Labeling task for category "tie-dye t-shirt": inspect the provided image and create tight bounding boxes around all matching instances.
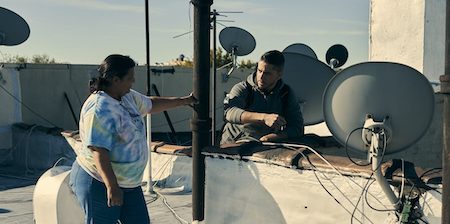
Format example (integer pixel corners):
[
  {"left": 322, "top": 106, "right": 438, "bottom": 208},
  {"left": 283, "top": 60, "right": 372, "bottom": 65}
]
[{"left": 76, "top": 89, "right": 152, "bottom": 188}]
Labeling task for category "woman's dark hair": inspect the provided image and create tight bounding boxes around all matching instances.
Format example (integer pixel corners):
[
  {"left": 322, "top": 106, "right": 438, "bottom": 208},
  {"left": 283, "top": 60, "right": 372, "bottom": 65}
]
[
  {"left": 90, "top": 54, "right": 136, "bottom": 93},
  {"left": 260, "top": 50, "right": 285, "bottom": 70}
]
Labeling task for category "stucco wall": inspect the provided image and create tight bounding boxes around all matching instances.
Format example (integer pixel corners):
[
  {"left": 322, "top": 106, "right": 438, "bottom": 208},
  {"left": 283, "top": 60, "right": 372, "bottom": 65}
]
[
  {"left": 369, "top": 0, "right": 446, "bottom": 82},
  {"left": 369, "top": 0, "right": 425, "bottom": 72}
]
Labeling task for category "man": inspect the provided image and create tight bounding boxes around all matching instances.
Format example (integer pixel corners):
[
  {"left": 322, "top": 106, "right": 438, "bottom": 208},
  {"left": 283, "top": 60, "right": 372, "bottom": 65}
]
[{"left": 220, "top": 50, "right": 304, "bottom": 145}]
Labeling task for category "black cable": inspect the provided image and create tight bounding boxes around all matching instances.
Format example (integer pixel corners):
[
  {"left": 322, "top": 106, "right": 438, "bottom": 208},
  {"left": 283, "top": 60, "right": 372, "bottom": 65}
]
[
  {"left": 418, "top": 167, "right": 442, "bottom": 180},
  {"left": 345, "top": 127, "right": 371, "bottom": 166},
  {"left": 364, "top": 178, "right": 396, "bottom": 212},
  {"left": 351, "top": 172, "right": 374, "bottom": 224},
  {"left": 293, "top": 146, "right": 369, "bottom": 224},
  {"left": 0, "top": 83, "right": 58, "bottom": 127}
]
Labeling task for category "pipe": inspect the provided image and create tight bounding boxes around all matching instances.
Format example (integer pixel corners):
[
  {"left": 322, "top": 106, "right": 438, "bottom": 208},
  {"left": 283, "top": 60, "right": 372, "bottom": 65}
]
[
  {"left": 144, "top": 0, "right": 154, "bottom": 194},
  {"left": 442, "top": 1, "right": 450, "bottom": 224},
  {"left": 191, "top": 0, "right": 212, "bottom": 221},
  {"left": 212, "top": 9, "right": 217, "bottom": 146}
]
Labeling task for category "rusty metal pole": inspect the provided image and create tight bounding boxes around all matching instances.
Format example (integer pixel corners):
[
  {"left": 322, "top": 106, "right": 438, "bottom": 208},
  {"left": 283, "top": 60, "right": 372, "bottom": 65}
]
[
  {"left": 442, "top": 1, "right": 450, "bottom": 224},
  {"left": 191, "top": 0, "right": 212, "bottom": 221}
]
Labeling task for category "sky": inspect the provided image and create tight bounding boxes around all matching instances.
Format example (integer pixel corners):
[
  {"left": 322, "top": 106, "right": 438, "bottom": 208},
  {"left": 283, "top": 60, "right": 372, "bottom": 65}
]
[{"left": 1, "top": 0, "right": 370, "bottom": 66}]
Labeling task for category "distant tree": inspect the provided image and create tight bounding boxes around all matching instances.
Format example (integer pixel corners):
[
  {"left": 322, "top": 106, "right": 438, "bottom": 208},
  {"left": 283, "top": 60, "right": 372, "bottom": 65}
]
[
  {"left": 169, "top": 48, "right": 255, "bottom": 69},
  {"left": 0, "top": 53, "right": 57, "bottom": 64},
  {"left": 31, "top": 54, "right": 56, "bottom": 64},
  {"left": 239, "top": 59, "right": 256, "bottom": 69},
  {"left": 211, "top": 47, "right": 233, "bottom": 68}
]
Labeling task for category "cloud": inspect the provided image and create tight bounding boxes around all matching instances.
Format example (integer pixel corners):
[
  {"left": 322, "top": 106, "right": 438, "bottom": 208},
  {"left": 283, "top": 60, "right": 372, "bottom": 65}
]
[{"left": 45, "top": 0, "right": 144, "bottom": 13}]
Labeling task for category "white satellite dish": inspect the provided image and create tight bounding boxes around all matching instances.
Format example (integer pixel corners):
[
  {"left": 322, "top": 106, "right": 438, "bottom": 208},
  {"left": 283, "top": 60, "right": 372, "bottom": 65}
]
[
  {"left": 283, "top": 43, "right": 317, "bottom": 59},
  {"left": 323, "top": 61, "right": 434, "bottom": 210},
  {"left": 282, "top": 52, "right": 335, "bottom": 125},
  {"left": 0, "top": 7, "right": 30, "bottom": 46}
]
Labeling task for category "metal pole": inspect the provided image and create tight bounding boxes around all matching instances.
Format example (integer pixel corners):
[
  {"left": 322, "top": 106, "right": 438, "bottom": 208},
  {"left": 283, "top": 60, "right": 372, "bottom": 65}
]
[
  {"left": 144, "top": 0, "right": 154, "bottom": 194},
  {"left": 191, "top": 0, "right": 212, "bottom": 221},
  {"left": 212, "top": 9, "right": 217, "bottom": 146},
  {"left": 441, "top": 1, "right": 450, "bottom": 223}
]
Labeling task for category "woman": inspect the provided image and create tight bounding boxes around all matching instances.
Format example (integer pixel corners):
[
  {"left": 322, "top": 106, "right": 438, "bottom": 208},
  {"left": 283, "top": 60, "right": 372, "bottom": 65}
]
[{"left": 70, "top": 54, "right": 196, "bottom": 224}]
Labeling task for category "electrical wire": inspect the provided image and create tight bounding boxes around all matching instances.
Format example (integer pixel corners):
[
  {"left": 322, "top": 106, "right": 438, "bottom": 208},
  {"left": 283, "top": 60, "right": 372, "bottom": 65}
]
[
  {"left": 0, "top": 83, "right": 58, "bottom": 127},
  {"left": 345, "top": 126, "right": 371, "bottom": 166},
  {"left": 262, "top": 142, "right": 389, "bottom": 208},
  {"left": 293, "top": 147, "right": 373, "bottom": 224},
  {"left": 155, "top": 191, "right": 189, "bottom": 224},
  {"left": 351, "top": 172, "right": 374, "bottom": 224}
]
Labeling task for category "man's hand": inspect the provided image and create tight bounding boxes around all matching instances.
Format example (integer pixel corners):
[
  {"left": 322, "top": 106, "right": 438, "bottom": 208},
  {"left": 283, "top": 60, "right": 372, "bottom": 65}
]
[
  {"left": 259, "top": 132, "right": 288, "bottom": 142},
  {"left": 263, "top": 114, "right": 286, "bottom": 130}
]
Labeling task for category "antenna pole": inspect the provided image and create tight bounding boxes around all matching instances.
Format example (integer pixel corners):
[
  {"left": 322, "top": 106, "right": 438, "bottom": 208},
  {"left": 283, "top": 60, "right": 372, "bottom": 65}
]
[
  {"left": 212, "top": 9, "right": 217, "bottom": 146},
  {"left": 144, "top": 0, "right": 154, "bottom": 194},
  {"left": 191, "top": 0, "right": 212, "bottom": 221},
  {"left": 441, "top": 0, "right": 450, "bottom": 223}
]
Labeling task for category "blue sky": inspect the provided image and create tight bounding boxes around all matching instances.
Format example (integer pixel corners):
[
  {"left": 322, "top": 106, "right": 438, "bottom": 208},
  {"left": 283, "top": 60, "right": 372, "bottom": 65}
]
[{"left": 1, "top": 0, "right": 370, "bottom": 66}]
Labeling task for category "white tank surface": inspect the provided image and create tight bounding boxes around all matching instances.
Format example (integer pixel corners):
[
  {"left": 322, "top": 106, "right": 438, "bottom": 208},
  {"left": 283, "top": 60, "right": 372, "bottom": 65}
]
[{"left": 33, "top": 166, "right": 83, "bottom": 224}]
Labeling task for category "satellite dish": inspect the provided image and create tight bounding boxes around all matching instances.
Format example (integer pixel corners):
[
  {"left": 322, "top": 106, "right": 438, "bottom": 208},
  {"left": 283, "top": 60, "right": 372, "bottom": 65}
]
[
  {"left": 282, "top": 52, "right": 335, "bottom": 125},
  {"left": 219, "top": 26, "right": 256, "bottom": 57},
  {"left": 323, "top": 62, "right": 434, "bottom": 155},
  {"left": 323, "top": 61, "right": 434, "bottom": 210},
  {"left": 0, "top": 7, "right": 30, "bottom": 46},
  {"left": 325, "top": 44, "right": 348, "bottom": 69},
  {"left": 283, "top": 43, "right": 317, "bottom": 59}
]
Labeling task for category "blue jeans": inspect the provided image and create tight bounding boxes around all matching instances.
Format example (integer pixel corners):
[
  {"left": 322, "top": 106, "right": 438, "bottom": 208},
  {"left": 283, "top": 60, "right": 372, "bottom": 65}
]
[{"left": 69, "top": 160, "right": 150, "bottom": 224}]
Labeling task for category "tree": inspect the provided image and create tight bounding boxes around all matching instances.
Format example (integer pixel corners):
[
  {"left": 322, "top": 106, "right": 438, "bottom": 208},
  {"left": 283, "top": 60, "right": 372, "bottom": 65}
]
[
  {"left": 239, "top": 59, "right": 256, "bottom": 69},
  {"left": 0, "top": 53, "right": 57, "bottom": 64}
]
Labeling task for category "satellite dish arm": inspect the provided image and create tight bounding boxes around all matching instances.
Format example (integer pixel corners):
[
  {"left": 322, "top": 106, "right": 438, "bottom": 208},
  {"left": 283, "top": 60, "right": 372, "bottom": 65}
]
[{"left": 370, "top": 132, "right": 401, "bottom": 210}]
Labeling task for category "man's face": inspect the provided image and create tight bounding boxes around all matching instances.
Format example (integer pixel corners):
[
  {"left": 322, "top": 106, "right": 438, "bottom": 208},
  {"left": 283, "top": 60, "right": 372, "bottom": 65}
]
[{"left": 256, "top": 60, "right": 282, "bottom": 92}]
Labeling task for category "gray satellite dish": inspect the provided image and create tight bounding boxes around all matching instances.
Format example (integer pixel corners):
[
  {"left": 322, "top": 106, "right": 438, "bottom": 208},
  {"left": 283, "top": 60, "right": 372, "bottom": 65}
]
[
  {"left": 283, "top": 43, "right": 317, "bottom": 59},
  {"left": 219, "top": 26, "right": 256, "bottom": 57},
  {"left": 0, "top": 7, "right": 30, "bottom": 46},
  {"left": 323, "top": 62, "right": 434, "bottom": 154},
  {"left": 323, "top": 61, "right": 434, "bottom": 210},
  {"left": 283, "top": 52, "right": 335, "bottom": 125}
]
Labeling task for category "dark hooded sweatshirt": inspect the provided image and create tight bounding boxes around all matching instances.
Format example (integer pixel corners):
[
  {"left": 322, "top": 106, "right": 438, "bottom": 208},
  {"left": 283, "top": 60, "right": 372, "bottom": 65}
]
[{"left": 220, "top": 74, "right": 304, "bottom": 144}]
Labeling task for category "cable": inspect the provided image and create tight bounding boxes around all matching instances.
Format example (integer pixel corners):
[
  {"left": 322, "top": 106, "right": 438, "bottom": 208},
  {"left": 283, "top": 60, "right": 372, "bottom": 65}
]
[
  {"left": 262, "top": 141, "right": 389, "bottom": 208},
  {"left": 364, "top": 179, "right": 396, "bottom": 212},
  {"left": 345, "top": 127, "right": 371, "bottom": 166},
  {"left": 0, "top": 84, "right": 57, "bottom": 127},
  {"left": 155, "top": 191, "right": 189, "bottom": 224},
  {"left": 351, "top": 172, "right": 374, "bottom": 224},
  {"left": 293, "top": 147, "right": 372, "bottom": 224}
]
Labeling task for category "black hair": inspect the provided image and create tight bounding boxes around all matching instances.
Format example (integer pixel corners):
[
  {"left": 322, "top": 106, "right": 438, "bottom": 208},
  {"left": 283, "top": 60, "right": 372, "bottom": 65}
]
[
  {"left": 260, "top": 50, "right": 285, "bottom": 69},
  {"left": 89, "top": 54, "right": 136, "bottom": 93}
]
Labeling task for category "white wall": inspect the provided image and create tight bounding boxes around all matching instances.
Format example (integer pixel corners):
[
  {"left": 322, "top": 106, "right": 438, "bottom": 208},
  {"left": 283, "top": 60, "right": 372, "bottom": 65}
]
[{"left": 369, "top": 0, "right": 446, "bottom": 82}]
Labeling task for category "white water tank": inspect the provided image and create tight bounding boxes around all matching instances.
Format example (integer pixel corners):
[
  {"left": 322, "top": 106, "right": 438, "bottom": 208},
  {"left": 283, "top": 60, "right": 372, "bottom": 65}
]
[{"left": 33, "top": 166, "right": 84, "bottom": 224}]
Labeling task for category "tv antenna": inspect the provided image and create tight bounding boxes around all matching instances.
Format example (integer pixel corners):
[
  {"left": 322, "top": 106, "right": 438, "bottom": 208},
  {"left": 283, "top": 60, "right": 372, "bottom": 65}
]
[
  {"left": 323, "top": 62, "right": 434, "bottom": 221},
  {"left": 210, "top": 10, "right": 245, "bottom": 145},
  {"left": 0, "top": 7, "right": 30, "bottom": 46}
]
